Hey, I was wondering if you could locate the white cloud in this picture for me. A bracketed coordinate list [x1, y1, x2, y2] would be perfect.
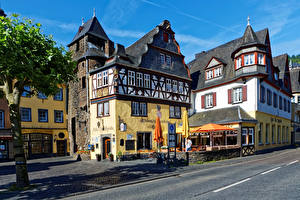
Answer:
[106, 28, 145, 38]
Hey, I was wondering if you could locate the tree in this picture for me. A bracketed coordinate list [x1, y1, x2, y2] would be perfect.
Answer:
[0, 14, 76, 188]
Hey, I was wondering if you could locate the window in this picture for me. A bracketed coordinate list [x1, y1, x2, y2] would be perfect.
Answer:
[97, 101, 109, 117]
[236, 57, 242, 69]
[258, 53, 264, 65]
[166, 55, 171, 66]
[160, 53, 165, 65]
[38, 92, 47, 99]
[260, 86, 265, 103]
[286, 127, 289, 143]
[215, 67, 222, 77]
[244, 54, 255, 66]
[128, 71, 135, 86]
[273, 93, 277, 108]
[179, 82, 184, 94]
[279, 96, 282, 110]
[38, 109, 48, 122]
[205, 94, 213, 108]
[163, 32, 169, 42]
[144, 74, 150, 88]
[259, 123, 263, 144]
[266, 124, 270, 144]
[298, 96, 300, 105]
[53, 89, 63, 101]
[0, 110, 4, 128]
[103, 71, 108, 86]
[233, 87, 242, 103]
[137, 132, 151, 150]
[267, 89, 272, 105]
[272, 125, 275, 143]
[283, 99, 287, 111]
[282, 126, 285, 143]
[166, 79, 172, 92]
[242, 127, 254, 146]
[170, 105, 181, 118]
[131, 102, 147, 116]
[172, 80, 178, 93]
[137, 73, 143, 87]
[20, 108, 31, 122]
[54, 110, 63, 123]
[81, 76, 86, 89]
[288, 100, 290, 113]
[97, 72, 102, 88]
[277, 125, 281, 144]
[206, 70, 213, 80]
[22, 86, 31, 97]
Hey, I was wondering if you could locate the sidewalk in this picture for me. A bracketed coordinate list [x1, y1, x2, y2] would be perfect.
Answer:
[0, 147, 298, 200]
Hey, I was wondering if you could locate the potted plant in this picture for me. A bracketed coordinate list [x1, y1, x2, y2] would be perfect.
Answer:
[117, 151, 122, 162]
[108, 152, 114, 162]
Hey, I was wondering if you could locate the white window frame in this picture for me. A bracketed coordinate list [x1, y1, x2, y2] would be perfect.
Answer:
[233, 87, 242, 103]
[236, 57, 242, 69]
[242, 127, 254, 146]
[178, 82, 183, 94]
[140, 102, 147, 116]
[0, 110, 4, 128]
[97, 72, 102, 88]
[214, 67, 222, 77]
[206, 70, 213, 80]
[172, 80, 178, 93]
[244, 54, 254, 66]
[103, 71, 108, 86]
[166, 79, 172, 92]
[205, 94, 213, 108]
[104, 102, 109, 116]
[137, 72, 143, 87]
[128, 71, 135, 86]
[144, 74, 150, 88]
[258, 53, 264, 65]
[97, 101, 109, 117]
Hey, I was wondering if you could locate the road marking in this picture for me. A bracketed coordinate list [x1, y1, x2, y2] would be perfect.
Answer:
[260, 167, 281, 175]
[286, 160, 298, 166]
[213, 178, 251, 193]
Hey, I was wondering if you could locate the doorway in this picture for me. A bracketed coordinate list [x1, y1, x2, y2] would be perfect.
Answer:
[56, 140, 66, 156]
[102, 137, 111, 159]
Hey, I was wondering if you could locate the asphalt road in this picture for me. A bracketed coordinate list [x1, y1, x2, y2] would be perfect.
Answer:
[67, 148, 300, 200]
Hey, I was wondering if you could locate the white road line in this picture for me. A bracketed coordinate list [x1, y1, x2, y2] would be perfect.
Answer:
[213, 178, 251, 193]
[286, 160, 298, 166]
[260, 167, 281, 175]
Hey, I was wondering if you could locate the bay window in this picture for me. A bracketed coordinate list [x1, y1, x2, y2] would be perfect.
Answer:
[258, 53, 264, 65]
[242, 127, 254, 146]
[244, 54, 255, 66]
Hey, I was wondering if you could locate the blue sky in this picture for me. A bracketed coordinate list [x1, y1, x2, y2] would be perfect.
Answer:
[2, 0, 300, 62]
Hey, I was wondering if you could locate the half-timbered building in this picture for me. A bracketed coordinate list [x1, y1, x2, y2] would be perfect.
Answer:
[88, 20, 191, 160]
[189, 19, 292, 155]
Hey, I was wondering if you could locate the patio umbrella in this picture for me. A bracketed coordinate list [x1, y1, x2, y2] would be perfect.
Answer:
[182, 110, 189, 138]
[191, 123, 235, 133]
[154, 116, 163, 150]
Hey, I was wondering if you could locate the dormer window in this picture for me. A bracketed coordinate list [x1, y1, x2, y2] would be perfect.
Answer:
[244, 54, 255, 66]
[236, 57, 242, 69]
[205, 67, 222, 80]
[258, 53, 265, 65]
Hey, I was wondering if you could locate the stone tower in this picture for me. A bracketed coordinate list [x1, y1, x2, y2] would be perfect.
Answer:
[67, 15, 114, 156]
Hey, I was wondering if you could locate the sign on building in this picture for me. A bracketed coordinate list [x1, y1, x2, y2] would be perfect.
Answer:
[168, 123, 176, 148]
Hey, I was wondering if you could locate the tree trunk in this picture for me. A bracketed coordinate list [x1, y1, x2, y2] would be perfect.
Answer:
[7, 90, 30, 188]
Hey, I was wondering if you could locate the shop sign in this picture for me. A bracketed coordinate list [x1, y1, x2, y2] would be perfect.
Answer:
[168, 123, 176, 148]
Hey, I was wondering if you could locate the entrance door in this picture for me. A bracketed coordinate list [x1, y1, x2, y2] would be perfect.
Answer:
[103, 137, 111, 159]
[56, 140, 66, 156]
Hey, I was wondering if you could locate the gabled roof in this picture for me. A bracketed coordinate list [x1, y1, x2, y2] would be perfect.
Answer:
[205, 57, 226, 69]
[273, 54, 288, 79]
[188, 28, 268, 90]
[290, 67, 300, 93]
[189, 106, 257, 127]
[68, 17, 109, 47]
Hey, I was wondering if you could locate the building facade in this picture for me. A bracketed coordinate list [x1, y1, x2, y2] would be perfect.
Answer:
[189, 22, 292, 155]
[0, 98, 13, 161]
[83, 20, 191, 160]
[289, 63, 300, 144]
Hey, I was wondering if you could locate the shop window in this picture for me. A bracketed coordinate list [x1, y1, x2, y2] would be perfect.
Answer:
[131, 102, 147, 116]
[242, 127, 254, 146]
[0, 110, 4, 128]
[38, 109, 48, 122]
[266, 124, 270, 144]
[137, 132, 151, 150]
[22, 86, 31, 97]
[258, 123, 263, 144]
[286, 127, 289, 143]
[277, 125, 281, 143]
[170, 105, 181, 118]
[54, 110, 63, 123]
[282, 126, 285, 143]
[272, 125, 275, 144]
[53, 88, 63, 101]
[125, 140, 135, 150]
[20, 108, 31, 122]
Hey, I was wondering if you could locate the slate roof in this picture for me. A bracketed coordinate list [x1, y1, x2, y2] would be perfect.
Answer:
[68, 17, 109, 47]
[290, 67, 300, 93]
[189, 106, 257, 127]
[273, 54, 288, 79]
[188, 26, 268, 90]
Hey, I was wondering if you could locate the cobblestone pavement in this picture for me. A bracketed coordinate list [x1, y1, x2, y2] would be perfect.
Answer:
[0, 147, 297, 199]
